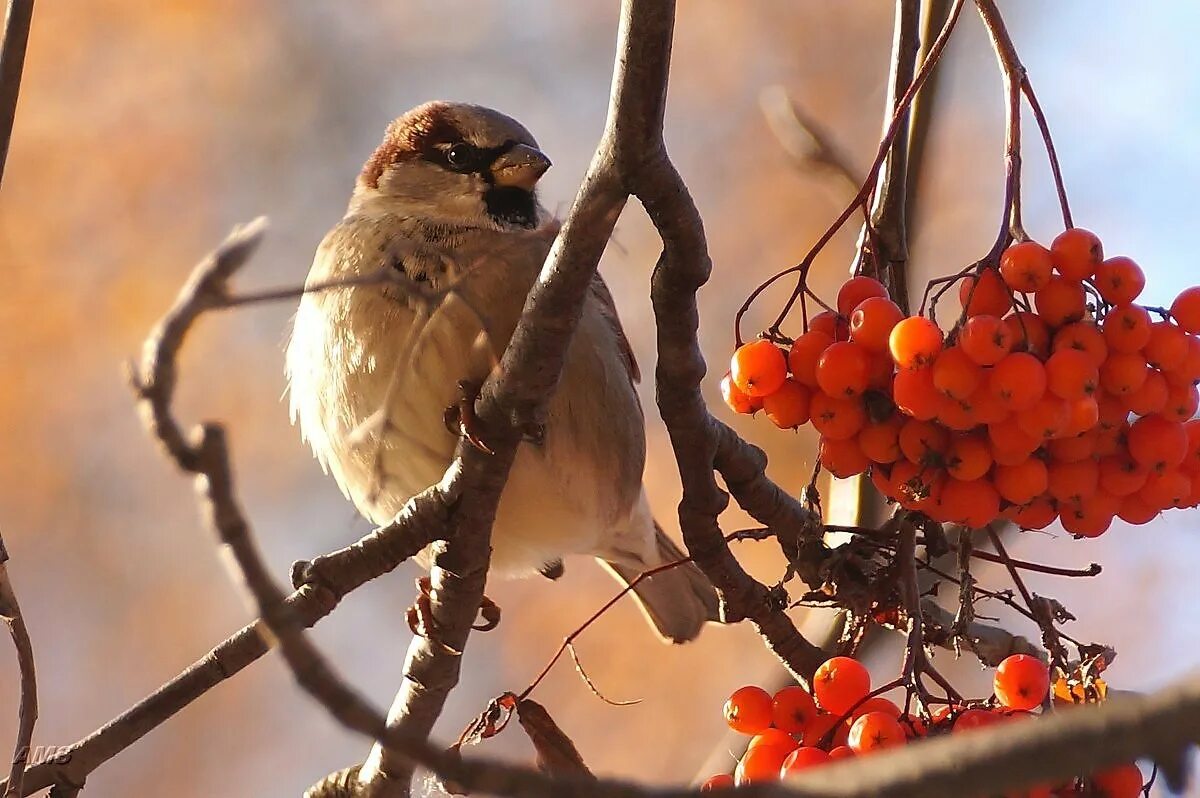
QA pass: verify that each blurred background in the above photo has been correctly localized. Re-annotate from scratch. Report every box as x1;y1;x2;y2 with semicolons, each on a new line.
1;1;1198;795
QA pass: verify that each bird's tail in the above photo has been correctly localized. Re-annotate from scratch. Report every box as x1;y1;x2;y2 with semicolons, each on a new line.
598;522;721;644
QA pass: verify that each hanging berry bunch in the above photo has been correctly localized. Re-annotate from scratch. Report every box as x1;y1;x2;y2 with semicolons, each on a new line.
726;235;1200;536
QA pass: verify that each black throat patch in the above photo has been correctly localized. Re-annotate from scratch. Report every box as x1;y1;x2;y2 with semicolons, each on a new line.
484;186;538;229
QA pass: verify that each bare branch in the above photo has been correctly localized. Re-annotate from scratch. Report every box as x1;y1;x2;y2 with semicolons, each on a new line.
0;0;34;187
0;532;37;798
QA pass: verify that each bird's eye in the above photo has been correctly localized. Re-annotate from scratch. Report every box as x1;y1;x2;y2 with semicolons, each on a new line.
445;143;474;169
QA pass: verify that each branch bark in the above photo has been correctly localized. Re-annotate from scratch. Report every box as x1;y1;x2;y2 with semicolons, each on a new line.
0;0;33;187
0;533;37;798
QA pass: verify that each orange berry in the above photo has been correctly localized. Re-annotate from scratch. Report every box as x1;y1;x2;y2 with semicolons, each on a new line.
954;708;1006;733
1093;421;1127;457
1017;395;1070;440
721;373;762;414
828;745;855;761
960;314;1014;366
893;367;941;421
1118;492;1158;525
810;310;850;341
1122;369;1168;416
1098;454;1149;497
993;654;1049;711
849;296;905;352
1185;418;1200;470
788;330;835;387
1127;414;1187;470
939;477;1000;528
990;353;1048;411
1099;352;1148;396
890;460;945;512
1060;491;1119;537
1034;275;1087;327
763;379;813;429
1047;458;1099;504
819;436;869;478
1169;334;1200;385
800;712;850;749
1161;381;1199;423
959;269;1012;317
935;393;976;432
1048;431;1095;463
932;346;983;400
1000;241;1053;293
816;341;871;397
1004;312;1050;358
946;433;993;481
847;711;906;754
1045;349;1098;401
858;416;904;464
748;728;798;754
810;393;866;440
1097;393;1129;430
1093;256;1144;306
772;686;819;735
1101;304;1152;353
1091;763;1144;798
987;415;1041;466
1062;396;1100;437
1171;286;1200;334
701;774;735;792
1143;321;1189;370
847;696;901;720
964;383;1010;425
1144;469;1191;510
779;747;830;777
837;276;888;317
1010;495;1057;529
1051;227;1103;280
724;685;773;735
889;316;944;370
735;744;790;786
1053;321;1107;367
994;458;1049;505
812;657;871;715
899;418;950;466
732;340;788;397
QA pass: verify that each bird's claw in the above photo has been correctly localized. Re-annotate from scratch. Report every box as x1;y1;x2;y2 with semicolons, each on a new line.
443;380;493;455
406;577;501;643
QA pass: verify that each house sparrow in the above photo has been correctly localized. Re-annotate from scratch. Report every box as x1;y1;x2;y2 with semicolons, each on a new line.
285;101;719;642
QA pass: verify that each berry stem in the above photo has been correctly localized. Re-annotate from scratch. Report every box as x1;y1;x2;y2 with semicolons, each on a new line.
733;0;968;343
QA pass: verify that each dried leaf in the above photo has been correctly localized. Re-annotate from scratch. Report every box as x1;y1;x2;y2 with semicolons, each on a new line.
516;699;594;779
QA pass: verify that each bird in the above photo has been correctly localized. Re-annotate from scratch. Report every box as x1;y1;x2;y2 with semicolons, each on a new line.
285;101;720;643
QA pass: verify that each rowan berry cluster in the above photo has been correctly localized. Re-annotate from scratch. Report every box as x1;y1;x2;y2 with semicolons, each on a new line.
724;228;1200;535
700;654;1143;797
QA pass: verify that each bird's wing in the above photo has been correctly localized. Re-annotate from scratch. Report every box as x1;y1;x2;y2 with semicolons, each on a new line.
589;273;641;385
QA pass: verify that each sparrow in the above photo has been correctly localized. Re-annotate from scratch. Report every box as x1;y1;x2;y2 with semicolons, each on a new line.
285;101;719;643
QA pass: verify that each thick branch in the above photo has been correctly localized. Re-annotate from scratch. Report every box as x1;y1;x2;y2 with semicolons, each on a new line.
0;0;33;187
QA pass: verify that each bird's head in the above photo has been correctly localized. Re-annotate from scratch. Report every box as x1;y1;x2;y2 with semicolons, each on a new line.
355;101;551;230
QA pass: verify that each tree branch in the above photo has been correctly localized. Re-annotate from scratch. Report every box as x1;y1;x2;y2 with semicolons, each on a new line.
0;0;33;187
0;533;37;798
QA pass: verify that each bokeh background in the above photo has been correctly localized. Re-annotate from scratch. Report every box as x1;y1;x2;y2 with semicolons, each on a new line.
1;2;1198;795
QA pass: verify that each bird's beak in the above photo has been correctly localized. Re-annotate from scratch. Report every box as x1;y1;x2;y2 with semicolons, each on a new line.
489;144;551;190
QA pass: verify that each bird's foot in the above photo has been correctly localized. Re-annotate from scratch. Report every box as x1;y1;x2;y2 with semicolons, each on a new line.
406;577;501;647
443;380;493;455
